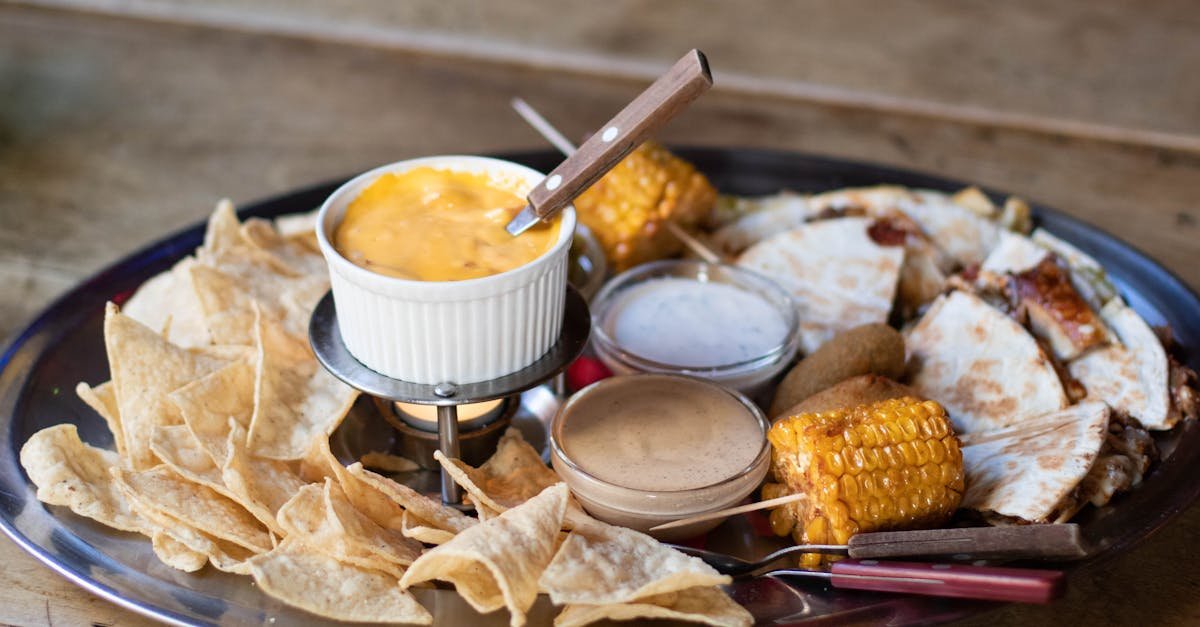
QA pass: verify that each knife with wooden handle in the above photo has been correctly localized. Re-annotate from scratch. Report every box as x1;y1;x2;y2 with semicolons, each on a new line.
504;49;712;235
846;523;1090;560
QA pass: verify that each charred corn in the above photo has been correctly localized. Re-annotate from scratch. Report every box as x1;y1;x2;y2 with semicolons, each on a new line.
765;397;964;567
572;141;717;271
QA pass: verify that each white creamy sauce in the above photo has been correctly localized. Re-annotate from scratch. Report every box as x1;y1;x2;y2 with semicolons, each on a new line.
603;278;788;368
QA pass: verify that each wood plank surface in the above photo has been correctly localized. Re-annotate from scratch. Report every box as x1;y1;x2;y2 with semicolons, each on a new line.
16;0;1200;144
0;5;1198;626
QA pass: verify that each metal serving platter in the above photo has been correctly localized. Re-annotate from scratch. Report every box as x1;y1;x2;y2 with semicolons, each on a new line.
1;148;1198;626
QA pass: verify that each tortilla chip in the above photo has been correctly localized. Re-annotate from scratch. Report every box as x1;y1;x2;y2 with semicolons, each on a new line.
276;481;419;578
401;509;457;545
112;465;272;553
122;256;212;349
119;479;257;574
277;485;380;567
433;428;558;513
249;540;432;624
274;209;321;253
736;217;904;354
76;381;123;456
222;422;307;536
164;360;254;468
348;462;476;536
151;532;207;573
361;451;420;474
303;438;404;530
401;484;569;627
104;303;231;469
248;313;359;460
149;424;228;495
20;424;144;533
325;480;423;565
190;256;328;347
241;217;328;277
538;519;729;605
555;586;753;627
200;199;244;259
905;291;1068;433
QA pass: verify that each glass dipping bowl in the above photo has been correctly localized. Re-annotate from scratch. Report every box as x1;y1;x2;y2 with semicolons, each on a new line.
549;374;771;541
590;260;800;395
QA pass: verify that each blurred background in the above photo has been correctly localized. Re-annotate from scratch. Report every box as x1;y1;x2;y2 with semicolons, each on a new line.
1;1;1198;624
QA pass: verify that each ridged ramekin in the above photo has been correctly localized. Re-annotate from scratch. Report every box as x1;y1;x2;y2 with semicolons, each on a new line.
315;155;576;384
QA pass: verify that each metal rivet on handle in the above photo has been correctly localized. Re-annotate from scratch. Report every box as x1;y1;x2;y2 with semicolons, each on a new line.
545;174;562;191
601;126;618;142
434;382;457;398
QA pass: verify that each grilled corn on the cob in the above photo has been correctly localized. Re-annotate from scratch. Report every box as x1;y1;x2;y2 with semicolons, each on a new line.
765;397;964;567
572;141;717;271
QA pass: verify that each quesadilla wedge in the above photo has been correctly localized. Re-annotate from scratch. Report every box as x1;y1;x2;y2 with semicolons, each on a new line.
807;186;1002;268
1070;300;1174;429
977;232;1113;361
737;217;904;354
905;291;1068;433
961;402;1154;523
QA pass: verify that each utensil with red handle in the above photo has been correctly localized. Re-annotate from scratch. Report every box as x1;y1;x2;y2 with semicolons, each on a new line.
768;560;1066;604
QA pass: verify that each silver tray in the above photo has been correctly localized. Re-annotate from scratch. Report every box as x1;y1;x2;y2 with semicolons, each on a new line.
3;148;1200;625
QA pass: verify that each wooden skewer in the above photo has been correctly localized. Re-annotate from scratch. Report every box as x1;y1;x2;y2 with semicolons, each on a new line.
510;97;725;264
648;492;806;532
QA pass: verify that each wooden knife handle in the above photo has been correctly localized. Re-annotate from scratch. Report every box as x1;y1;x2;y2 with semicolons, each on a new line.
846;524;1090;561
524;49;712;220
830;559;1067;604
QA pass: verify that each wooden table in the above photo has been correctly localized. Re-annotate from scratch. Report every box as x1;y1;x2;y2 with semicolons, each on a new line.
2;4;1198;625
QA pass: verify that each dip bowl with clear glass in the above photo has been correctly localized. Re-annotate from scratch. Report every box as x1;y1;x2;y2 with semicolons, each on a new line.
550;374;771;540
590;260;800;395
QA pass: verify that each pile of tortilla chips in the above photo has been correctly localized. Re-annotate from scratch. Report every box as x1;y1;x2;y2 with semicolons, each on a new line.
19;201;751;626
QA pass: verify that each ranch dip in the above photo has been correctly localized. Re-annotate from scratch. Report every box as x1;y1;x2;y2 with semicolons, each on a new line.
558;375;764;492
602;277;789;368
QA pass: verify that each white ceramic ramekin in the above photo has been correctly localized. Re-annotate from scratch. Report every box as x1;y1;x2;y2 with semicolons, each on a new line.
315;155;576;384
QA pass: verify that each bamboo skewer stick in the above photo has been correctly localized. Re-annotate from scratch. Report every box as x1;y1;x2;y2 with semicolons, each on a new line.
510;97;724;264
648;492;806;532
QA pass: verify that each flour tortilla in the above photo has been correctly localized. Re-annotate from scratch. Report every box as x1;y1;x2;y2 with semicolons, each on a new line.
1070;300;1173;429
808;186;1001;267
961;402;1110;522
708;192;815;256
737;217;904;354
906;291;1068;433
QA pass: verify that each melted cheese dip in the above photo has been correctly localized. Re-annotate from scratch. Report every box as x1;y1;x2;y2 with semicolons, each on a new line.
559;375;764;491
334;167;560;281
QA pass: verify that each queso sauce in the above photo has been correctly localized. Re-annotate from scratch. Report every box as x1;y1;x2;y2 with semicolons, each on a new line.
334;167;560;281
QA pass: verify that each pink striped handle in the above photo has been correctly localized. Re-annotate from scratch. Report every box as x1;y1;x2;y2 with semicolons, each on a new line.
830;559;1066;604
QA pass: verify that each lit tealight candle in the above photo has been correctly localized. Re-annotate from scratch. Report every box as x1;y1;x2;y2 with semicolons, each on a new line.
393;399;504;425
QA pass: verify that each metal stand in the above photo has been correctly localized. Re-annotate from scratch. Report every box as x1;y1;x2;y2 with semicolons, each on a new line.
309;286;590;506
